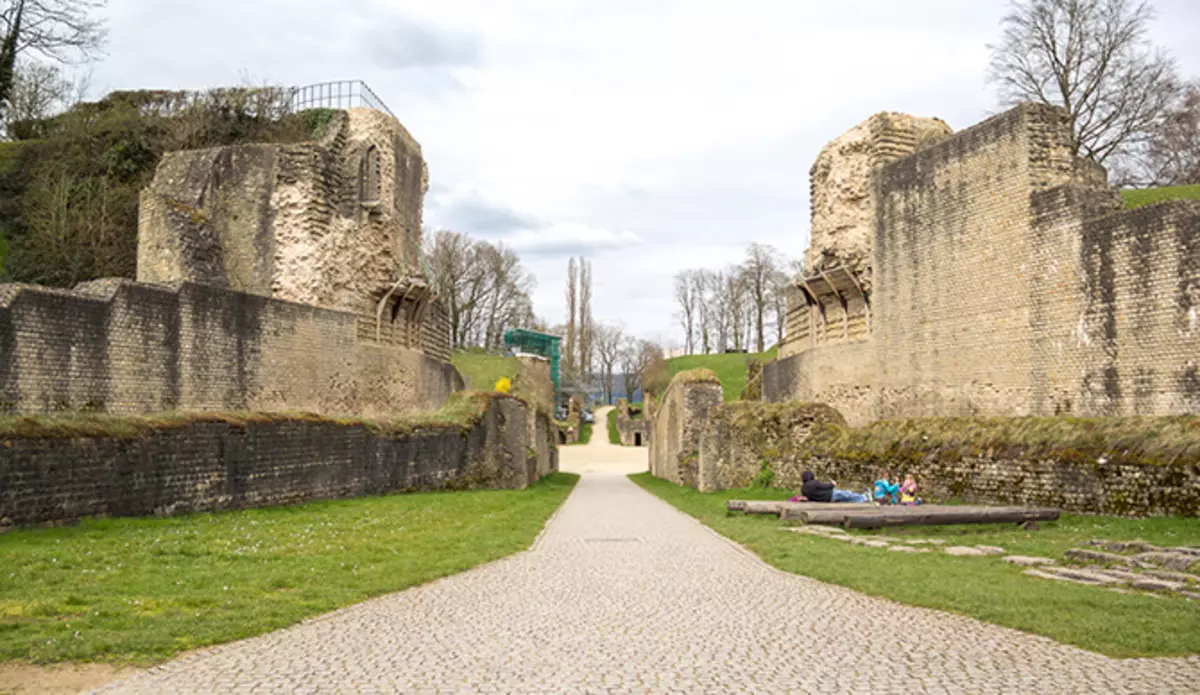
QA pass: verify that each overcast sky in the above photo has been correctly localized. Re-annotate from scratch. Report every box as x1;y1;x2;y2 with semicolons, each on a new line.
87;0;1200;348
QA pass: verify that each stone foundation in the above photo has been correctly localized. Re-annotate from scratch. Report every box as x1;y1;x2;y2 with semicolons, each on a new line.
0;394;558;528
686;400;1199;516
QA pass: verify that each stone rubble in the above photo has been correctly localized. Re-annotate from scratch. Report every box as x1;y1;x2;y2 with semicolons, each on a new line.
944;546;988;557
1002;556;1057;567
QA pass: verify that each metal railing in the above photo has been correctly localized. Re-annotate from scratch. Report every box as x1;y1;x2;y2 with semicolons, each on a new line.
288;81;395;118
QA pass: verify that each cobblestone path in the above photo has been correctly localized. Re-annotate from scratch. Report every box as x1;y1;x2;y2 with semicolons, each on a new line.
94;419;1200;694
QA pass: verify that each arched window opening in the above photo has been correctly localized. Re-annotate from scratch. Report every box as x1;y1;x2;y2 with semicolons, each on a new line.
359;145;381;206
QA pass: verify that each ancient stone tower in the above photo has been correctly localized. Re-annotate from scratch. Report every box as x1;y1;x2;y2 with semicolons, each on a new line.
138;108;439;350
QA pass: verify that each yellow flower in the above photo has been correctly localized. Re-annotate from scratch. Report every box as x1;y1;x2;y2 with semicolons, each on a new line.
495;377;512;394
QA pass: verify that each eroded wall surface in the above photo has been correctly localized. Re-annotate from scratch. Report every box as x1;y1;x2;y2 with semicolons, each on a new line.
648;372;722;487
0;279;460;417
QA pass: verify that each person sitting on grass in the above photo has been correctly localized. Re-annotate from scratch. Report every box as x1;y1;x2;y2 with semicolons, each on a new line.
900;474;922;505
873;469;900;505
800;470;869;504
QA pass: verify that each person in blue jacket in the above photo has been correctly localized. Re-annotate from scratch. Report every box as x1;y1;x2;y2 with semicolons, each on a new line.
873;469;900;505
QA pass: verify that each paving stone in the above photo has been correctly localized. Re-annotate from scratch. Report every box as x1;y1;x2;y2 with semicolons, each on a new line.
974;545;1007;556
1135;552;1200;572
1141;569;1196;584
1064;548;1135;566
1040;567;1126;585
887;545;929;553
944;546;987;556
89;437;1200;695
853;539;891;549
1002;555;1056;567
1102;540;1159;553
1095;568;1141;583
1132;578;1186;593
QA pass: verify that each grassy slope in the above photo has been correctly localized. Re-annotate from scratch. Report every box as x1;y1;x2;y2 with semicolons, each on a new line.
665;346;777;402
607;409;620;444
573;422;593;445
0;473;578;665
450;351;520;392
630;473;1200;658
1121;184;1200;210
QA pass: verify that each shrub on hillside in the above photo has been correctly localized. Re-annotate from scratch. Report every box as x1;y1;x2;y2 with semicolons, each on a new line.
0;88;337;285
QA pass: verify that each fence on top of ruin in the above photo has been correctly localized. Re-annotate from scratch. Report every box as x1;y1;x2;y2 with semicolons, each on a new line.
288;80;395;118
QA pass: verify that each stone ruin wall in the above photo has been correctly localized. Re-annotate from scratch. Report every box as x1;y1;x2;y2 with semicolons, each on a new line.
0;279;460;417
614;398;650;446
803;112;952;293
766;103;1200;424
1;394;559;528
782;113;951;362
687;399;1197;516
138;109;429;317
1;106;459;417
647;372;722;487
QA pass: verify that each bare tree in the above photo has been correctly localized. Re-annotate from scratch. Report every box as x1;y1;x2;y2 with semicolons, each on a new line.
708;269;732;353
741;243;781;353
620;337;652;402
0;1;107;112
987;0;1181;167
593;322;624;405
578;257;593;382
564;257;577;379
1;58;65;135
768;267;792;349
694;269;715;354
425;229;536;350
673;269;698;355
479;242;535;350
1127;81;1200;185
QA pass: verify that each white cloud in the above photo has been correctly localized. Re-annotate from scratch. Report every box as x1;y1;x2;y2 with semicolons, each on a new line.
90;0;1200;340
505;223;642;256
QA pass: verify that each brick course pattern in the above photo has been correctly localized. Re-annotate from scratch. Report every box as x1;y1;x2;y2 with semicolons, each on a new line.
0;396;557;528
767;103;1200;425
0;279;460;417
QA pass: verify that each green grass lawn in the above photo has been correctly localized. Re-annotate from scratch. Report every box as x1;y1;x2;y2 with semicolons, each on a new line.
666;346;776;401
1121;184;1200;210
573;422;593;445
0;473;578;665
630;472;1200;658
450;350;520;392
607;408;620;444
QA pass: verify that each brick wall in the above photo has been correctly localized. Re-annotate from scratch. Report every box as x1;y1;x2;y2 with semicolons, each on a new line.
0;395;558;528
0;279;460;417
765;102;1200;422
690;401;1198;516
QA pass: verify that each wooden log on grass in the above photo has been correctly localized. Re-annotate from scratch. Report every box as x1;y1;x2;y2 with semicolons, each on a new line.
779;505;878;523
841;507;1060;529
729;500;873;515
